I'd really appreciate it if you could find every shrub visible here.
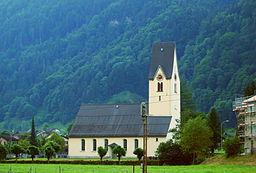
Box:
[223,136,241,158]
[155,140,192,165]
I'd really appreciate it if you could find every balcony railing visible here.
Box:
[239,122,256,126]
[239,134,256,138]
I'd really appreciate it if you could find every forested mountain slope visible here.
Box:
[1,0,254,131]
[179,0,256,126]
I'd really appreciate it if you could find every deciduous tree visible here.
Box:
[97,146,107,161]
[47,132,65,151]
[112,145,126,164]
[18,139,30,150]
[11,144,25,163]
[44,141,61,153]
[0,144,8,160]
[181,116,213,164]
[27,145,40,162]
[43,145,55,163]
[133,148,143,161]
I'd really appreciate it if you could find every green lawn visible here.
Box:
[0,164,256,173]
[214,150,225,154]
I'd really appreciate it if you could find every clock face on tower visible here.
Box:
[157,74,163,80]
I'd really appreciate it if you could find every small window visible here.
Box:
[104,139,108,150]
[174,83,177,93]
[156,138,158,142]
[251,106,255,116]
[159,96,161,101]
[123,139,127,151]
[252,124,254,135]
[81,139,85,151]
[134,139,138,149]
[93,139,97,151]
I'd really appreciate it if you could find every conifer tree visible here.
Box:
[244,80,256,97]
[251,80,256,95]
[243,84,251,97]
[208,108,221,153]
[181,79,196,112]
[30,116,37,146]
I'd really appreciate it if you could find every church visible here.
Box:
[68,42,180,158]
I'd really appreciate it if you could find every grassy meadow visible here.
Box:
[0,164,256,173]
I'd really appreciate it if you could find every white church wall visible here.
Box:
[68,136,165,158]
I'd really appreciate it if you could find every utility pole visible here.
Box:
[221,120,229,150]
[141,102,147,173]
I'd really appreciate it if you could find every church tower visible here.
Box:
[148,42,180,139]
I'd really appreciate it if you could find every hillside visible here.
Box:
[202,154,256,166]
[0,0,255,131]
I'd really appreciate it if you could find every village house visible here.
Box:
[233,95,256,154]
[0,134,19,145]
[68,42,180,158]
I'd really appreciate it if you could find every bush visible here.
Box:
[155,140,192,165]
[223,136,241,158]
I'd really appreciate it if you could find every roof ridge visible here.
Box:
[81,103,141,106]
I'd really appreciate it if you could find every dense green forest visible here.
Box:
[0,0,255,131]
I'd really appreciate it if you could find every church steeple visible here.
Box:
[148,42,180,138]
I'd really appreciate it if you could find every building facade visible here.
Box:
[233,95,256,154]
[68,42,180,158]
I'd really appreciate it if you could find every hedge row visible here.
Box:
[0,160,160,165]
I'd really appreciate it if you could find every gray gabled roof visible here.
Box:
[69,103,172,138]
[148,42,176,80]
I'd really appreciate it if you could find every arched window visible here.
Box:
[104,139,108,150]
[93,139,97,151]
[81,139,85,151]
[134,139,138,149]
[174,83,177,93]
[123,139,127,151]
[157,82,163,92]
